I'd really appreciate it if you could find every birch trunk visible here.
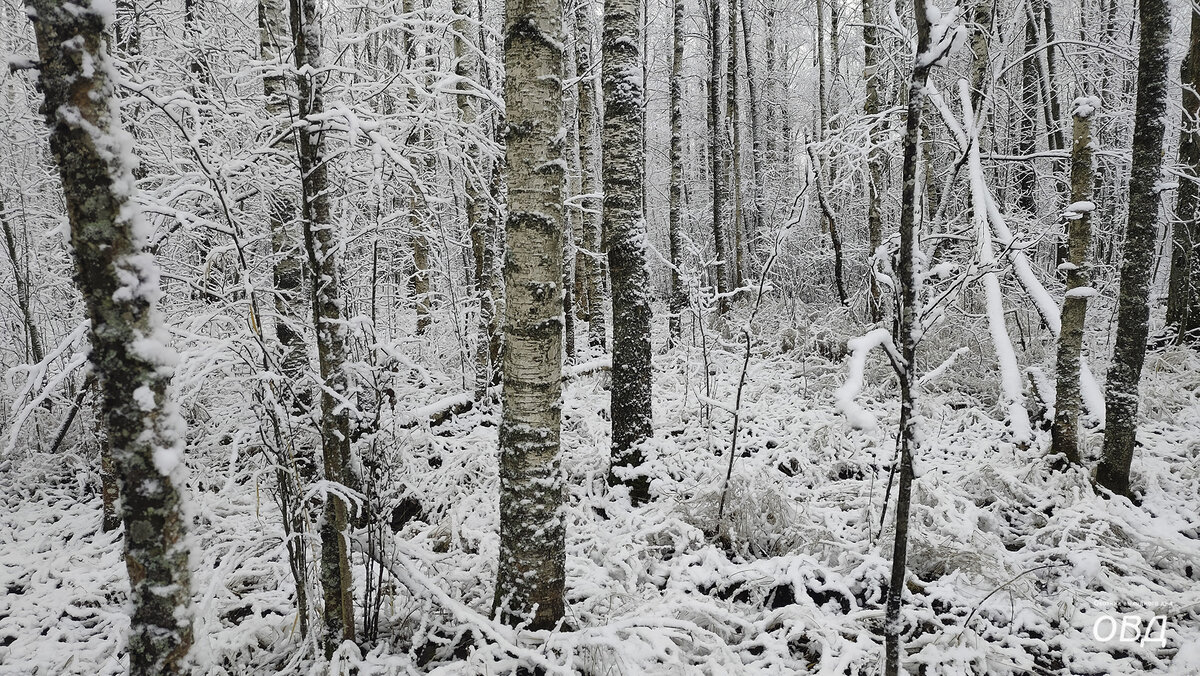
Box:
[709,0,730,313]
[25,1,194,670]
[862,0,884,322]
[288,0,355,652]
[453,0,498,394]
[1096,0,1171,498]
[493,0,567,629]
[575,0,607,350]
[1051,100,1097,466]
[668,0,685,346]
[259,0,316,638]
[738,0,762,238]
[728,0,745,290]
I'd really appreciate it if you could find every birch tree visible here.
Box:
[1050,98,1097,467]
[493,0,568,629]
[24,0,194,671]
[708,0,730,313]
[1095,0,1171,498]
[668,0,685,346]
[575,0,607,350]
[288,0,355,651]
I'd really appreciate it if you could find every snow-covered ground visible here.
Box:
[2,311,1198,675]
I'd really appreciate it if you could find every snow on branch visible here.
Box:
[834,328,903,431]
[961,81,1032,444]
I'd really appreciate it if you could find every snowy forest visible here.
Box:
[1,0,1199,671]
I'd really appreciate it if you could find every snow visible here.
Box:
[962,83,1031,444]
[833,328,896,431]
[132,385,156,411]
[3,324,1198,674]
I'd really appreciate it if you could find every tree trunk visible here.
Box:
[259,0,315,639]
[0,196,44,364]
[1051,99,1097,467]
[1016,0,1041,215]
[708,0,730,313]
[563,21,580,366]
[884,0,932,672]
[575,0,607,350]
[739,0,763,239]
[728,0,746,290]
[25,1,194,671]
[288,0,355,653]
[604,0,654,504]
[493,0,567,630]
[863,0,885,323]
[1096,0,1171,498]
[453,0,496,396]
[967,0,993,112]
[668,0,685,346]
[1166,3,1200,342]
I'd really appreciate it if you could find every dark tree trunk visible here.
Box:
[1167,3,1200,342]
[604,0,654,504]
[25,1,194,671]
[1096,0,1171,498]
[884,1,933,672]
[708,0,730,314]
[668,0,685,346]
[288,0,355,652]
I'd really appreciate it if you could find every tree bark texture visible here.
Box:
[708,0,730,313]
[885,1,932,673]
[1167,3,1200,342]
[668,0,685,346]
[1096,0,1171,498]
[862,0,884,323]
[603,0,654,504]
[288,0,355,652]
[573,0,607,351]
[1051,101,1097,466]
[493,0,568,630]
[25,1,194,671]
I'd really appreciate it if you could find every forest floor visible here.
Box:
[2,309,1199,675]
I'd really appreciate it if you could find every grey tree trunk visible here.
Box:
[453,0,498,397]
[604,0,654,504]
[493,0,567,630]
[862,0,885,323]
[728,0,745,290]
[574,0,607,350]
[1016,0,1041,215]
[708,0,730,314]
[287,0,355,653]
[967,0,993,112]
[668,0,685,346]
[0,196,44,364]
[1096,0,1171,498]
[1166,3,1200,342]
[1050,101,1097,467]
[884,0,932,672]
[25,1,194,671]
[738,0,763,239]
[259,0,315,639]
[563,21,580,365]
